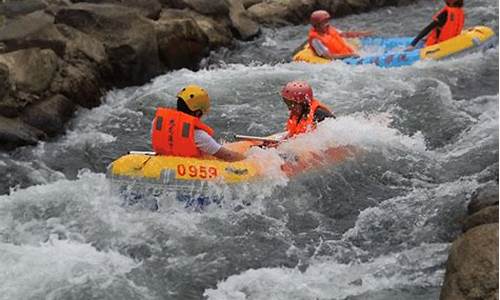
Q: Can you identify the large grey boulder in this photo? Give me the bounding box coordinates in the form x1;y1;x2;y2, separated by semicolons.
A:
228;0;260;40
55;3;161;87
0;116;46;150
0;0;47;18
248;0;316;26
463;206;499;233
0;12;108;64
242;0;264;9
55;24;107;64
50;63;104;108
160;0;230;15
155;14;209;70
0;48;59;94
0;63;10;104
70;0;162;19
317;0;354;17
21;94;75;136
468;182;499;215
247;2;292;26
0;11;66;56
160;9;233;49
440;224;499;300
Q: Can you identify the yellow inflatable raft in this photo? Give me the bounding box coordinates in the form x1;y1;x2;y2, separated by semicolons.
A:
107;139;356;189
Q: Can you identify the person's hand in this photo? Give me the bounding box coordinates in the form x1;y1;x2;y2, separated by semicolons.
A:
261;140;279;148
405;45;415;52
361;31;374;37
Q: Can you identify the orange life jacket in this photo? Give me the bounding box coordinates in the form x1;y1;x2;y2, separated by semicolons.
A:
287;99;332;137
425;6;464;46
308;26;355;56
151;108;214;157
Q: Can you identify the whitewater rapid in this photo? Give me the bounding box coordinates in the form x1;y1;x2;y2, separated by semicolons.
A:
1;0;498;299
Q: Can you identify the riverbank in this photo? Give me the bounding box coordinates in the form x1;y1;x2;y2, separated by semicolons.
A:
0;0;416;150
440;182;499;300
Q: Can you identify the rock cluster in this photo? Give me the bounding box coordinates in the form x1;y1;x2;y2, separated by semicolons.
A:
440;182;499;300
0;0;414;150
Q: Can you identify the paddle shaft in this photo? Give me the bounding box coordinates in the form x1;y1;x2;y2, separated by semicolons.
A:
235;134;281;143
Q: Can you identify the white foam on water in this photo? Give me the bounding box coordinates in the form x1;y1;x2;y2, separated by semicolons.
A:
342;178;479;249
278;113;428;155
439;94;499;159
0;239;151;300
204;242;449;300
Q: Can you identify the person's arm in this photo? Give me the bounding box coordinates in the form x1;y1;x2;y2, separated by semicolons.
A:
310;38;332;58
213;147;246;162
194;130;245;162
340;31;374;38
409;11;448;47
314;107;335;123
311;39;358;59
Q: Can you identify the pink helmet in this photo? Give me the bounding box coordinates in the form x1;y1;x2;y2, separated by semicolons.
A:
310;10;331;26
281;81;313;104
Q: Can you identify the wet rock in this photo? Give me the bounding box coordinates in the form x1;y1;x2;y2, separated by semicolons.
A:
0;63;10;103
463;206;499;233
71;0;162;19
247;2;293;26
21;94;75;136
468;182;499;215
242;0;264;9
55;24;107;64
50;63;104;108
317;0;354;17
346;0;370;11
248;0;316;26
0;0;47;18
228;0;260;40
160;9;233;48
181;0;230;15
0;48;59;94
155;14;209;69
0;116;46;150
55;3;161;87
440;224;499;300
0;11;67;56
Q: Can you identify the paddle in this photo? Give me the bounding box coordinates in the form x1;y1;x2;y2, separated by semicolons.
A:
129;151;156;155
234;134;282;143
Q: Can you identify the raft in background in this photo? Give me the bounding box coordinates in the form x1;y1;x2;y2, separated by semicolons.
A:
293;26;497;67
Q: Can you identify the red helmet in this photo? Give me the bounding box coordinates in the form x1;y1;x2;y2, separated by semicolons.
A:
310;10;331;26
281;81;313;104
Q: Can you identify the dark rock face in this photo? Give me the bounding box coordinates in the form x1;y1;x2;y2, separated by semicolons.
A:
160;9;233;48
168;0;230;15
71;0;162;20
156;15;209;70
440;183;499;300
21;94;75;136
468;182;499;215
463;206;499;233
51;63;104;108
0;11;66;55
440;224;499;300
0;48;59;94
0;0;47;18
0;116;46;150
228;0;260;40
0;63;10;104
55;3;161;87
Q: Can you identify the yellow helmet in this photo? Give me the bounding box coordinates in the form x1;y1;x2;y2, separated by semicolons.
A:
177;85;210;114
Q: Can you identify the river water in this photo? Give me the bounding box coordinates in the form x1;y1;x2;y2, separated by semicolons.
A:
0;0;498;299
